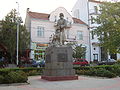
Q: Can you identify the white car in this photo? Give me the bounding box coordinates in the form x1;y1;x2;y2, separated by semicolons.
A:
98;59;116;65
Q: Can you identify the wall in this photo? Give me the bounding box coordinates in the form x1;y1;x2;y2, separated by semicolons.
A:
26;7;90;61
72;0;88;24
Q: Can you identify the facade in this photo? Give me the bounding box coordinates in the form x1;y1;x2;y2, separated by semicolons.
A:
72;0;102;62
72;0;120;61
25;7;90;61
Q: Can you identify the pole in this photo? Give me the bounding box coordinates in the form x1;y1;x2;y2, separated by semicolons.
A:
16;2;19;66
16;19;19;66
87;0;92;63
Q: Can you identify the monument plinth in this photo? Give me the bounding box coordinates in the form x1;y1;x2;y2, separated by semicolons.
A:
41;46;78;81
41;13;78;81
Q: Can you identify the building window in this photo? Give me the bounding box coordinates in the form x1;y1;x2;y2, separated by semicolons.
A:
37;26;44;37
77;31;83;40
94;6;98;14
93;54;98;61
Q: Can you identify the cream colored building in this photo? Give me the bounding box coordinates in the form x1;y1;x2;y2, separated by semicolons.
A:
25;7;90;61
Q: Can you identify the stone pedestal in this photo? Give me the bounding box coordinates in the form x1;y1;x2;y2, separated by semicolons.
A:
41;46;78;81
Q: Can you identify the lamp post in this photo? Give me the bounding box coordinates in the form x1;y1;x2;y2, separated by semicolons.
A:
16;2;19;66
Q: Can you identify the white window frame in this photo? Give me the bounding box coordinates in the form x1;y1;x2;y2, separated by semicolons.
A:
77;31;83;40
37;26;44;37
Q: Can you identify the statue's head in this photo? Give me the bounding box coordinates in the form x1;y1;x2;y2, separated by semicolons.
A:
59;13;64;19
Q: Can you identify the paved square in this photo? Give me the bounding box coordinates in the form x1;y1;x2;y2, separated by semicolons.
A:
0;76;120;90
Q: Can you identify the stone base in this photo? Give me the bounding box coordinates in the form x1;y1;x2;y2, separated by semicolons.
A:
41;75;78;81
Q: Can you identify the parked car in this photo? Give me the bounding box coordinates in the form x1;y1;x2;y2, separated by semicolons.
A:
32;59;45;67
98;59;117;65
73;58;89;66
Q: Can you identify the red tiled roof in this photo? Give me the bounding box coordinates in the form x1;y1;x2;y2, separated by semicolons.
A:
28;12;87;25
89;0;103;4
73;18;87;25
28;12;49;20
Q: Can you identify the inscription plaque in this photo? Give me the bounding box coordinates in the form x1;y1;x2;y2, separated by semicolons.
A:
57;53;68;62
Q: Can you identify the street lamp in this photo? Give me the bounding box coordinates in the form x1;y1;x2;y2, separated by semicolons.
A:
16;2;20;66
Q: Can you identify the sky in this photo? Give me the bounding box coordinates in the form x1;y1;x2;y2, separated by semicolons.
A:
0;0;119;23
0;0;78;23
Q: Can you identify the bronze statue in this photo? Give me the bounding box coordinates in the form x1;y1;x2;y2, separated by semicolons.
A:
50;13;67;46
56;13;67;45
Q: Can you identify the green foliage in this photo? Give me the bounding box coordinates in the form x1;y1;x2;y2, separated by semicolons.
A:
94;2;120;53
0;68;11;76
66;43;86;59
0;67;43;76
0;9;30;62
0;67;44;84
27;70;40;76
0;75;4;84
73;44;86;59
116;59;120;64
4;71;28;83
74;65;120;78
89;68;116;78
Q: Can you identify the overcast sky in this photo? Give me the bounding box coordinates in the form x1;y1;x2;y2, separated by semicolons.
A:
0;0;118;23
0;0;78;22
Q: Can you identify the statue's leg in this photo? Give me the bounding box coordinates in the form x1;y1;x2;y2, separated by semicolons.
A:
62;30;66;45
60;32;62;45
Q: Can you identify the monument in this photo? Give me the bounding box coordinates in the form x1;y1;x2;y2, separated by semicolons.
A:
41;13;78;81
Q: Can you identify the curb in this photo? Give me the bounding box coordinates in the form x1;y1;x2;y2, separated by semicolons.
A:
0;82;30;86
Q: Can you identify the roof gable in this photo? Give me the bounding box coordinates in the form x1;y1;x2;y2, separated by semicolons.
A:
27;11;87;25
49;7;74;24
28;12;49;20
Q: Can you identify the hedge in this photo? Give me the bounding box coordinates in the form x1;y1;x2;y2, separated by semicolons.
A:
74;64;120;78
0;67;44;84
0;71;28;84
0;67;43;76
0;64;120;83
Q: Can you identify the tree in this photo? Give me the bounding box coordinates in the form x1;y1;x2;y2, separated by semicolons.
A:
94;2;120;54
0;9;30;63
73;44;86;59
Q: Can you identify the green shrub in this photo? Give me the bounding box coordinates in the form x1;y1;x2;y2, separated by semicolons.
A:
0;75;4;84
110;66;120;76
4;71;28;84
28;70;40;76
0;69;11;76
75;66;117;78
76;70;87;75
0;67;43;77
85;68;97;76
117;59;120;64
16;71;28;82
96;68;116;78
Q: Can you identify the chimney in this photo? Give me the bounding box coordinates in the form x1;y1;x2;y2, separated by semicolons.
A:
27;8;30;12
